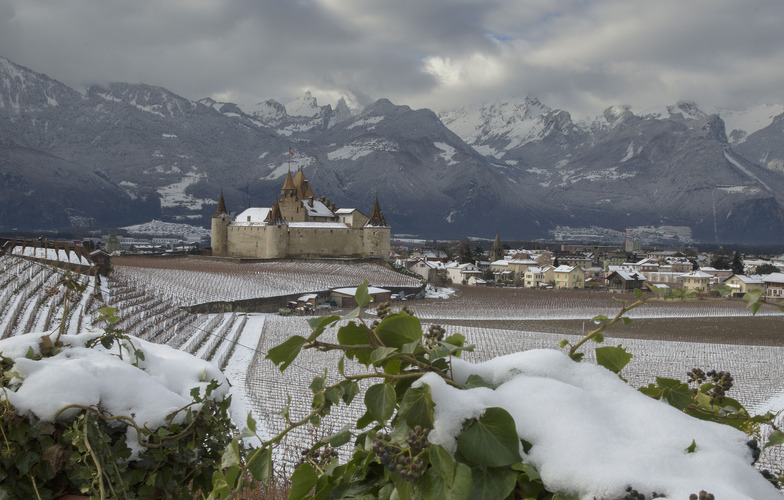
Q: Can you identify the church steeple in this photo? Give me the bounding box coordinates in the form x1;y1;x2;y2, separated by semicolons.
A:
213;190;228;217
489;232;504;262
365;196;388;227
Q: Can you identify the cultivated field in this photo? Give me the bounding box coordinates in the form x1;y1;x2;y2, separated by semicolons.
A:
2;254;784;474
112;256;422;306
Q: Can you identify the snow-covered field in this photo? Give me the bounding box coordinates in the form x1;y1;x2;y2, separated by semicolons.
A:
112;257;422;306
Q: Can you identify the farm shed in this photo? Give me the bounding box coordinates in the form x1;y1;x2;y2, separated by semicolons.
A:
331;286;391;307
297;294;318;309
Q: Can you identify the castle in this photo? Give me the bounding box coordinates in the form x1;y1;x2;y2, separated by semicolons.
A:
211;171;391;259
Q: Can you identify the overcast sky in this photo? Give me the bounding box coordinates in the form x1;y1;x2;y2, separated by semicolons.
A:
2;0;784;119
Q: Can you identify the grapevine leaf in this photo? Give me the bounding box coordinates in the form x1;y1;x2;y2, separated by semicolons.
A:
457;407;521;467
365;383;396;422
266;335;308;371
595;345;633;374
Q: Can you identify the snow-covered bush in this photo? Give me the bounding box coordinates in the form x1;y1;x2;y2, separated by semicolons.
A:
251;284;783;499
0;309;235;499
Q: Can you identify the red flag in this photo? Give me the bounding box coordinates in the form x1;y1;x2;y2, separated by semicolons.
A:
289;146;293;156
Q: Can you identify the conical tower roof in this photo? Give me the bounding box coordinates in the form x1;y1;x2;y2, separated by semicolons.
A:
265;201;287;225
213;191;228;217
281;171;296;196
365;197;388;227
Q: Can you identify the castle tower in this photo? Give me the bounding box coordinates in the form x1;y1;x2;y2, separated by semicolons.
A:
281;171;296;198
211;191;231;256
363;196;391;258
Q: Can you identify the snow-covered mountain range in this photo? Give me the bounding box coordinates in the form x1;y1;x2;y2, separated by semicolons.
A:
2;55;784;244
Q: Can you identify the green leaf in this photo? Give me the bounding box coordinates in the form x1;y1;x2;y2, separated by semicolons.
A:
307;315;340;338
558;339;569;348
355;280;371;307
469;466;517;500
220;439;241;469
375;314;423;348
633;287;643;298
463;374;493;389
364;383;396;422
247;447;272;485
592;332;604;343
323;425;352;448
765;430;784;449
639;377;693;410
339;380;360;405
370;346;398;365
595;345;633;374
429;444;455;487
686;439;697;453
457;407;521;467
337;322;373;365
309;375;326;394
424;461;472;500
621;317;634;325
266;335;308;371
443;333;465;347
399;385;435;429
289;463;319;500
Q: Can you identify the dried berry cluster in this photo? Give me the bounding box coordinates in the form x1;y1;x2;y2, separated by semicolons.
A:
376;301;392;320
297;446;339;470
371;426;431;481
424;324;446;348
688;491;714;500
620;486;665;499
686;368;734;403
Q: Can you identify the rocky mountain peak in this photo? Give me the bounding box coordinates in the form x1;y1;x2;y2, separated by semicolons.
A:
285;90;324;117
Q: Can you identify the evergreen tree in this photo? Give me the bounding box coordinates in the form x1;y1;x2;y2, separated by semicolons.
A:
755;263;779;275
731;251;744;276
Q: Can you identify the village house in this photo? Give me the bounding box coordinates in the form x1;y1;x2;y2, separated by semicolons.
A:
606;269;647;292
406;258;446;283
507;257;538;281
444;261;481;284
679;271;714;292
723;275;766;297
553;265;585;289
523;265;555;288
763;273;784;298
698;267;733;282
